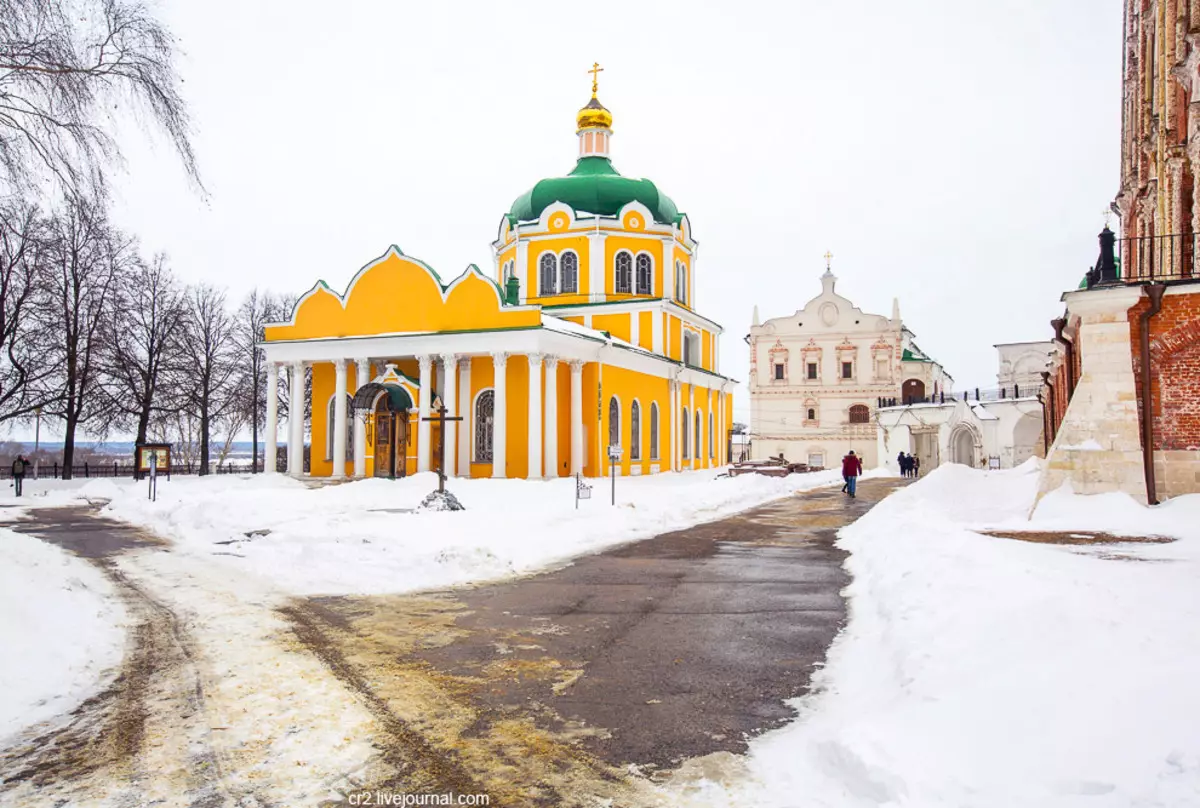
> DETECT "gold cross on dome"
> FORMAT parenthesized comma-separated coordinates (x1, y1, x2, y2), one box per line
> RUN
(589, 62, 604, 97)
(1102, 208, 1113, 228)
(824, 250, 834, 270)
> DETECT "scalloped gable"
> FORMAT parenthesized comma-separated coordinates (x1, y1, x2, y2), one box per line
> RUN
(264, 247, 540, 342)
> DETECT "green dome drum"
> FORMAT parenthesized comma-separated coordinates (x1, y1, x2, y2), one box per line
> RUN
(508, 156, 681, 226)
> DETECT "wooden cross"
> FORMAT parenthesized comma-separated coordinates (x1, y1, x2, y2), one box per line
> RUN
(824, 250, 834, 270)
(589, 62, 604, 96)
(421, 404, 463, 493)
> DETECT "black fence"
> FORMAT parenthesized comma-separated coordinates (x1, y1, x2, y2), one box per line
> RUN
(878, 384, 1036, 409)
(0, 461, 267, 480)
(1083, 229, 1200, 289)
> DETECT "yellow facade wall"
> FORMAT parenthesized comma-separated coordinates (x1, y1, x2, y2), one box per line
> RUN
(638, 311, 654, 351)
(264, 252, 539, 343)
(702, 330, 712, 370)
(593, 312, 630, 343)
(597, 365, 673, 477)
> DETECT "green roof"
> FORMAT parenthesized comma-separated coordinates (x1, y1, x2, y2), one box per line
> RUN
(508, 157, 681, 225)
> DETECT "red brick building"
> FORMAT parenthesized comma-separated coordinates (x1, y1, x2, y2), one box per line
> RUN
(1040, 0, 1200, 503)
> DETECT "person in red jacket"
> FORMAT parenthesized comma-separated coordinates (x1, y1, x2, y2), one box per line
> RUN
(841, 450, 863, 498)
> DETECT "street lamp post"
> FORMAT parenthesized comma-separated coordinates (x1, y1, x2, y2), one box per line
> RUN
(33, 406, 41, 481)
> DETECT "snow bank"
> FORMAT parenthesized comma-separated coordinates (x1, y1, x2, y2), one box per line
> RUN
(74, 468, 870, 597)
(672, 462, 1200, 808)
(0, 527, 126, 744)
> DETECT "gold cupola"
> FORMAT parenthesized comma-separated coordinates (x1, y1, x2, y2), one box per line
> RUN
(577, 62, 613, 158)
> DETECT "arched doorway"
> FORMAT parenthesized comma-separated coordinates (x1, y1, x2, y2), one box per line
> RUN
(902, 378, 926, 403)
(950, 425, 977, 466)
(353, 382, 414, 479)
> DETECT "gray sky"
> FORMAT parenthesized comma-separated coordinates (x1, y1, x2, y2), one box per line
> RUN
(37, 0, 1125, 440)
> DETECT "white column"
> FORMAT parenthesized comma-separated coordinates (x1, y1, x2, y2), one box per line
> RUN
(417, 354, 432, 473)
(652, 309, 664, 355)
(332, 359, 348, 479)
(667, 381, 676, 473)
(718, 387, 726, 466)
(543, 356, 559, 478)
(527, 353, 543, 479)
(570, 360, 584, 475)
(630, 311, 640, 347)
(688, 383, 696, 469)
(587, 232, 606, 302)
(440, 354, 458, 478)
(458, 358, 471, 476)
(354, 359, 369, 478)
(264, 362, 279, 474)
(515, 232, 529, 304)
(288, 361, 304, 478)
(492, 352, 508, 478)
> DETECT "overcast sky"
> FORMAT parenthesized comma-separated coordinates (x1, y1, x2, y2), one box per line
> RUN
(19, 0, 1125, 441)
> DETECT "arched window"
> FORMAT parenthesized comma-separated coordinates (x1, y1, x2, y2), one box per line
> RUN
(630, 401, 641, 460)
(649, 403, 659, 461)
(474, 390, 495, 462)
(539, 253, 557, 296)
(615, 251, 633, 294)
(635, 253, 652, 294)
(502, 260, 514, 283)
(682, 407, 690, 459)
(807, 407, 816, 421)
(849, 404, 870, 424)
(695, 411, 702, 461)
(709, 411, 714, 459)
(608, 396, 620, 449)
(675, 261, 688, 305)
(560, 251, 579, 293)
(326, 394, 354, 461)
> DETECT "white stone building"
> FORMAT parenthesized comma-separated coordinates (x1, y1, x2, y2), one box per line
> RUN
(875, 344, 1046, 473)
(747, 266, 952, 469)
(996, 340, 1055, 396)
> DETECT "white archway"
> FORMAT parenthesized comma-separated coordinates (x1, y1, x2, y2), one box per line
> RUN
(949, 424, 979, 467)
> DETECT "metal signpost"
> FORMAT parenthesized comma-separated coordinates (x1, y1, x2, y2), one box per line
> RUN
(575, 473, 592, 508)
(608, 444, 622, 505)
(147, 451, 158, 502)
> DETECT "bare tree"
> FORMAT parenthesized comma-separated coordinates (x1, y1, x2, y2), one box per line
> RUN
(0, 196, 53, 421)
(38, 194, 124, 476)
(99, 250, 184, 443)
(180, 283, 237, 475)
(0, 0, 200, 197)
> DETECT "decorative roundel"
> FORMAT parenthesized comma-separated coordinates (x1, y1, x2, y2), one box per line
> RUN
(550, 213, 568, 231)
(820, 302, 839, 327)
(629, 216, 641, 229)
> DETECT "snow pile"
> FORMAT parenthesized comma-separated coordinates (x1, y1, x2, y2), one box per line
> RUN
(672, 460, 1200, 808)
(0, 527, 126, 744)
(75, 468, 872, 597)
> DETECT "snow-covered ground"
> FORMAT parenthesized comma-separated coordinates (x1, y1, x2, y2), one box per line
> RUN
(53, 467, 876, 597)
(670, 460, 1200, 808)
(0, 526, 126, 745)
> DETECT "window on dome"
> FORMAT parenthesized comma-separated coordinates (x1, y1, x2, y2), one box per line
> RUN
(675, 262, 688, 305)
(539, 253, 557, 296)
(635, 253, 652, 294)
(560, 251, 579, 293)
(615, 251, 633, 294)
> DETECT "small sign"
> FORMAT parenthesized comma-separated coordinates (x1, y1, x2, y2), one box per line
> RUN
(607, 444, 623, 460)
(988, 456, 1001, 470)
(575, 473, 592, 508)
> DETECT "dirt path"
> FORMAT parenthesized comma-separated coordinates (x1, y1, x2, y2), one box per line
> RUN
(0, 479, 903, 807)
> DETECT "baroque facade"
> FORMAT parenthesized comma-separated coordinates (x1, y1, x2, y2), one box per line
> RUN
(747, 266, 951, 469)
(261, 74, 734, 481)
(1039, 1, 1200, 504)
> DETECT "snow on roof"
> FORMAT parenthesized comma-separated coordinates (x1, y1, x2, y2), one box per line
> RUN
(971, 403, 1000, 421)
(542, 313, 639, 351)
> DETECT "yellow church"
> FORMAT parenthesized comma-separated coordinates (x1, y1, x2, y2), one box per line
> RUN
(261, 68, 735, 480)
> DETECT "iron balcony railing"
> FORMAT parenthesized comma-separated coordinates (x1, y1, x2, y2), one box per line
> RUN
(877, 384, 1037, 409)
(1085, 229, 1200, 289)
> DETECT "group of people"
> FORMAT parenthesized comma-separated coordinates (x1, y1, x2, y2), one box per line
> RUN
(897, 452, 921, 478)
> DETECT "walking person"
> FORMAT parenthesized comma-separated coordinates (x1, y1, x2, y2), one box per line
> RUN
(896, 451, 906, 476)
(899, 452, 910, 478)
(912, 455, 921, 478)
(841, 450, 863, 498)
(11, 454, 28, 497)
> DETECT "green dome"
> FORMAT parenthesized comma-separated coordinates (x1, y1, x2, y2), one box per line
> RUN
(508, 157, 681, 225)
